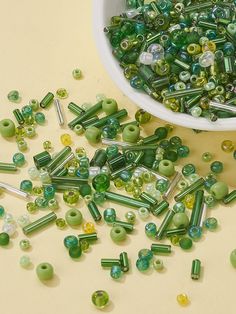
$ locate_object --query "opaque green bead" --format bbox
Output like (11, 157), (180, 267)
(122, 124), (140, 143)
(210, 161), (224, 174)
(173, 213), (189, 228)
(0, 232), (10, 246)
(85, 126), (102, 143)
(79, 184), (92, 197)
(110, 225), (126, 242)
(65, 208), (83, 226)
(210, 181), (229, 200)
(0, 119), (16, 137)
(153, 259), (164, 271)
(36, 262), (54, 280)
(179, 237), (193, 250)
(20, 255), (31, 268)
(158, 159), (175, 177)
(102, 98), (118, 115)
(69, 245), (82, 259)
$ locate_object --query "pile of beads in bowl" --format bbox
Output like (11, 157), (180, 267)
(105, 0), (236, 121)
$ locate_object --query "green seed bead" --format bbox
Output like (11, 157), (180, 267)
(65, 208), (83, 226)
(136, 258), (150, 272)
(20, 255), (31, 268)
(7, 90), (21, 103)
(13, 153), (25, 167)
(85, 126), (102, 143)
(25, 126), (36, 138)
(210, 161), (224, 174)
(122, 124), (140, 143)
(29, 99), (39, 111)
(26, 202), (37, 214)
(202, 152), (213, 162)
(48, 198), (59, 210)
(91, 290), (109, 309)
(221, 140), (234, 153)
(69, 245), (82, 258)
(210, 181), (229, 200)
(63, 189), (80, 205)
(21, 105), (33, 118)
(56, 218), (66, 229)
(135, 109), (151, 124)
(173, 213), (189, 228)
(19, 239), (31, 250)
(179, 237), (193, 250)
(182, 164), (196, 177)
(72, 68), (82, 79)
(56, 88), (68, 99)
(0, 232), (10, 246)
(110, 225), (126, 242)
(204, 217), (218, 230)
(36, 262), (54, 280)
(102, 98), (118, 115)
(64, 235), (78, 248)
(153, 259), (164, 271)
(125, 211), (136, 224)
(158, 159), (175, 177)
(0, 119), (16, 137)
(103, 208), (116, 223)
(80, 239), (90, 252)
(17, 139), (28, 152)
(35, 112), (46, 125)
(92, 174), (110, 192)
(0, 205), (5, 218)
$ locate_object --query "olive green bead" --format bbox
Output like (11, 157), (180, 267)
(110, 225), (126, 242)
(85, 126), (102, 143)
(158, 159), (175, 177)
(173, 213), (189, 228)
(210, 181), (229, 200)
(102, 98), (118, 115)
(230, 249), (236, 267)
(122, 124), (140, 143)
(36, 262), (54, 280)
(0, 119), (16, 137)
(65, 208), (83, 226)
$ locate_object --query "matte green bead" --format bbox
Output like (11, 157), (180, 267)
(173, 213), (189, 228)
(72, 68), (82, 79)
(20, 255), (31, 268)
(65, 208), (83, 226)
(69, 245), (82, 258)
(179, 237), (193, 250)
(0, 119), (16, 137)
(0, 232), (10, 246)
(29, 99), (39, 111)
(158, 159), (175, 177)
(36, 262), (54, 280)
(85, 126), (101, 143)
(230, 249), (236, 267)
(110, 225), (126, 242)
(92, 290), (109, 309)
(210, 181), (229, 200)
(102, 98), (118, 115)
(122, 124), (140, 143)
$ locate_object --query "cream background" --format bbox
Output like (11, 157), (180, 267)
(0, 1), (236, 314)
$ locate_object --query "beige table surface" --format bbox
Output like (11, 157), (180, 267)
(0, 1), (236, 314)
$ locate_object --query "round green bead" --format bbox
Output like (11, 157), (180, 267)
(85, 126), (101, 143)
(79, 184), (92, 197)
(110, 225), (126, 242)
(0, 205), (5, 218)
(153, 259), (164, 271)
(138, 248), (153, 261)
(125, 211), (136, 224)
(20, 180), (33, 193)
(122, 124), (140, 143)
(135, 109), (151, 124)
(56, 218), (66, 229)
(69, 245), (82, 259)
(177, 145), (190, 158)
(35, 112), (46, 125)
(103, 208), (116, 223)
(182, 164), (196, 177)
(91, 290), (109, 309)
(158, 159), (175, 177)
(48, 198), (59, 210)
(204, 194), (217, 208)
(136, 258), (150, 272)
(204, 217), (218, 230)
(19, 239), (31, 250)
(17, 139), (28, 152)
(64, 235), (78, 248)
(210, 181), (229, 200)
(102, 98), (118, 115)
(26, 202), (37, 214)
(13, 153), (25, 167)
(156, 179), (169, 193)
(63, 189), (80, 205)
(173, 213), (189, 228)
(72, 68), (82, 80)
(56, 88), (68, 99)
(210, 161), (223, 174)
(173, 202), (185, 213)
(36, 262), (54, 280)
(0, 232), (10, 246)
(92, 173), (110, 192)
(179, 237), (193, 250)
(65, 208), (83, 226)
(20, 255), (31, 268)
(7, 90), (21, 103)
(202, 152), (213, 162)
(21, 105), (33, 118)
(0, 119), (16, 137)
(29, 99), (39, 111)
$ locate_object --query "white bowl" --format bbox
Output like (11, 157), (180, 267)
(93, 0), (236, 131)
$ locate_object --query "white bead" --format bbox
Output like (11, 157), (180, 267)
(147, 44), (164, 62)
(4, 213), (14, 223)
(101, 166), (110, 175)
(125, 7), (141, 18)
(17, 214), (30, 227)
(199, 51), (215, 67)
(191, 106), (202, 117)
(2, 223), (16, 236)
(89, 166), (100, 178)
(139, 52), (153, 65)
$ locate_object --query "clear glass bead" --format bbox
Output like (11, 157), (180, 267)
(2, 223), (16, 236)
(28, 166), (40, 180)
(139, 52), (153, 65)
(17, 214), (30, 227)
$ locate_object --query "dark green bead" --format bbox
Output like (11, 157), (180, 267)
(79, 184), (92, 197)
(177, 145), (190, 158)
(169, 136), (182, 149)
(20, 180), (33, 193)
(210, 161), (223, 174)
(154, 127), (168, 140)
(182, 164), (196, 177)
(0, 232), (10, 246)
(92, 174), (110, 192)
(163, 150), (178, 162)
(69, 245), (82, 259)
(93, 192), (106, 205)
(179, 237), (193, 250)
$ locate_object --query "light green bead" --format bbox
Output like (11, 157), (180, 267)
(102, 98), (118, 115)
(65, 208), (83, 226)
(19, 239), (31, 250)
(153, 259), (164, 271)
(0, 119), (16, 137)
(158, 159), (175, 177)
(210, 181), (229, 200)
(72, 68), (82, 80)
(173, 213), (189, 228)
(20, 255), (31, 268)
(122, 124), (140, 143)
(110, 225), (126, 242)
(36, 262), (54, 280)
(92, 290), (109, 309)
(85, 126), (102, 143)
(29, 99), (39, 111)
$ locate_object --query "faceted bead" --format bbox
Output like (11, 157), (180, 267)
(110, 265), (123, 279)
(28, 166), (40, 180)
(64, 235), (78, 249)
(120, 170), (132, 182)
(80, 239), (89, 252)
(204, 217), (218, 230)
(177, 294), (190, 306)
(173, 202), (185, 213)
(25, 115), (35, 125)
(0, 205), (5, 218)
(61, 133), (72, 146)
(184, 194), (195, 209)
(153, 259), (164, 271)
(72, 68), (82, 79)
(82, 222), (95, 234)
(56, 218), (66, 229)
(107, 118), (120, 131)
(133, 186), (142, 198)
(20, 180), (33, 193)
(210, 161), (223, 174)
(63, 190), (80, 205)
(125, 211), (136, 224)
(43, 140), (52, 150)
(138, 207), (149, 220)
(221, 140), (234, 153)
(20, 255), (31, 268)
(156, 179), (169, 193)
(15, 126), (25, 138)
(26, 202), (37, 214)
(32, 186), (43, 196)
(17, 214), (30, 227)
(65, 208), (83, 226)
(91, 290), (109, 309)
(19, 239), (31, 250)
(136, 258), (150, 272)
(35, 112), (46, 125)
(56, 88), (68, 99)
(138, 249), (153, 262)
(0, 232), (10, 246)
(179, 237), (193, 250)
(13, 153), (25, 167)
(145, 222), (157, 237)
(69, 245), (82, 259)
(36, 263), (54, 280)
(182, 164), (196, 177)
(7, 90), (21, 102)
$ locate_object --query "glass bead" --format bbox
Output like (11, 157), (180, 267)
(43, 140), (52, 150)
(28, 166), (39, 180)
(4, 213), (14, 223)
(65, 208), (83, 227)
(15, 126), (25, 138)
(179, 237), (193, 250)
(92, 174), (110, 192)
(204, 194), (217, 208)
(25, 115), (35, 125)
(177, 294), (190, 306)
(61, 133), (72, 146)
(138, 207), (149, 220)
(120, 170), (132, 182)
(106, 145), (119, 160)
(110, 225), (126, 242)
(145, 222), (157, 237)
(104, 208), (116, 224)
(35, 196), (48, 209)
(80, 239), (89, 252)
(36, 262), (54, 280)
(13, 152), (25, 167)
(20, 180), (33, 193)
(190, 106), (202, 117)
(102, 125), (117, 139)
(136, 258), (150, 272)
(43, 185), (56, 200)
(107, 118), (120, 131)
(132, 177), (143, 188)
(204, 217), (218, 230)
(145, 183), (155, 194)
(0, 232), (10, 246)
(110, 265), (123, 279)
(7, 90), (21, 103)
(72, 68), (82, 79)
(114, 178), (125, 189)
(133, 186), (142, 198)
(188, 226), (202, 240)
(199, 51), (215, 67)
(20, 255), (31, 268)
(0, 205), (5, 218)
(93, 192), (106, 205)
(26, 202), (37, 214)
(63, 190), (80, 205)
(91, 290), (109, 309)
(125, 211), (136, 224)
(81, 102), (92, 111)
(64, 235), (78, 249)
(173, 213), (189, 228)
(184, 194), (195, 209)
(35, 112), (46, 125)
(221, 140), (234, 153)
(32, 186), (43, 196)
(29, 99), (39, 111)
(188, 173), (200, 183)
(210, 161), (223, 174)
(177, 179), (189, 191)
(76, 167), (89, 179)
(139, 52), (153, 65)
(69, 245), (82, 259)
(182, 164), (196, 177)
(138, 249), (153, 262)
(17, 139), (28, 152)
(17, 214), (30, 227)
(48, 198), (59, 210)
(2, 223), (16, 236)
(79, 157), (90, 168)
(89, 166), (100, 179)
(19, 239), (31, 250)
(56, 88), (68, 99)
(39, 169), (51, 184)
(156, 179), (169, 193)
(153, 259), (164, 271)
(25, 126), (36, 138)
(22, 105), (33, 118)
(135, 109), (151, 124)
(82, 222), (95, 234)
(177, 145), (190, 158)
(173, 202), (185, 213)
(56, 218), (66, 229)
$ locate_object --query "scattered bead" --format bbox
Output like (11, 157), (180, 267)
(204, 217), (218, 230)
(91, 290), (109, 309)
(60, 133), (72, 146)
(0, 232), (10, 246)
(56, 88), (69, 99)
(72, 68), (82, 80)
(82, 222), (95, 234)
(7, 90), (20, 103)
(110, 265), (123, 280)
(177, 294), (190, 306)
(202, 152), (213, 162)
(153, 259), (164, 271)
(56, 218), (66, 229)
(36, 262), (54, 280)
(19, 239), (31, 250)
(221, 140), (234, 153)
(13, 153), (25, 167)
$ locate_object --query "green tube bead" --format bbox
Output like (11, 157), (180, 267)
(223, 190), (236, 204)
(89, 109), (128, 129)
(165, 228), (187, 237)
(51, 176), (88, 186)
(122, 124), (140, 143)
(33, 151), (52, 169)
(122, 145), (158, 151)
(46, 146), (72, 172)
(36, 262), (54, 280)
(90, 149), (107, 167)
(101, 258), (121, 268)
(68, 102), (85, 115)
(140, 192), (157, 206)
(191, 259), (201, 280)
(104, 191), (151, 209)
(152, 200), (169, 216)
(87, 201), (102, 221)
(142, 134), (162, 144)
(156, 209), (175, 240)
(174, 178), (205, 202)
(110, 225), (126, 242)
(0, 162), (17, 172)
(184, 1), (212, 13)
(22, 212), (57, 235)
(164, 88), (203, 100)
(158, 159), (175, 177)
(113, 220), (134, 232)
(65, 208), (83, 226)
(0, 119), (16, 137)
(108, 154), (126, 172)
(102, 98), (118, 115)
(81, 116), (99, 129)
(120, 252), (129, 272)
(13, 109), (25, 125)
(151, 244), (172, 254)
(78, 232), (98, 242)
(110, 163), (135, 180)
(189, 190), (204, 227)
(40, 92), (54, 108)
(210, 181), (229, 200)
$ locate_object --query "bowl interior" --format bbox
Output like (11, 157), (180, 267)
(93, 0), (236, 131)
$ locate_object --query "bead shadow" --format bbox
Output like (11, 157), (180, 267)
(100, 300), (115, 313)
(40, 273), (60, 288)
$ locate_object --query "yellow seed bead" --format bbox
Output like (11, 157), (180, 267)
(221, 140), (234, 153)
(83, 222), (95, 234)
(184, 194), (195, 209)
(125, 182), (134, 194)
(170, 235), (180, 246)
(114, 178), (125, 189)
(187, 43), (201, 55)
(177, 293), (190, 306)
(60, 133), (72, 146)
(133, 186), (142, 198)
(75, 147), (86, 156)
(132, 177), (143, 188)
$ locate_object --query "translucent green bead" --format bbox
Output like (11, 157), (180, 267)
(184, 194), (195, 209)
(210, 161), (223, 174)
(69, 245), (82, 258)
(202, 152), (213, 162)
(65, 208), (83, 226)
(145, 222), (157, 237)
(188, 173), (200, 183)
(25, 115), (35, 125)
(133, 186), (142, 198)
(15, 126), (25, 138)
(20, 180), (33, 193)
(138, 207), (149, 220)
(135, 109), (151, 124)
(156, 179), (169, 193)
(110, 265), (123, 279)
(13, 152), (25, 167)
(136, 258), (150, 272)
(138, 249), (153, 261)
(173, 213), (189, 228)
(177, 179), (188, 191)
(125, 211), (136, 224)
(56, 218), (66, 229)
(35, 196), (48, 208)
(56, 88), (68, 99)
(170, 235), (181, 246)
(110, 225), (126, 242)
(32, 185), (43, 195)
(204, 217), (218, 230)
(153, 259), (164, 271)
(179, 237), (193, 250)
(63, 189), (80, 205)
(48, 198), (59, 210)
(182, 164), (196, 177)
(7, 90), (21, 103)
(36, 262), (54, 280)
(64, 235), (78, 249)
(91, 290), (109, 309)
(26, 202), (37, 214)
(20, 255), (31, 268)
(104, 208), (116, 224)
(0, 205), (5, 218)
(21, 105), (33, 118)
(93, 192), (106, 205)
(120, 170), (132, 182)
(177, 145), (190, 158)
(35, 112), (46, 125)
(92, 174), (110, 192)
(102, 125), (117, 139)
(25, 126), (36, 138)
(72, 68), (82, 79)
(106, 145), (119, 160)
(19, 239), (31, 250)
(39, 169), (51, 184)
(204, 194), (217, 208)
(173, 202), (185, 213)
(43, 185), (56, 200)
(43, 140), (52, 150)
(80, 239), (90, 252)
(29, 99), (39, 111)
(221, 140), (234, 153)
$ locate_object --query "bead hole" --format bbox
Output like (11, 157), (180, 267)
(3, 122), (9, 127)
(129, 126), (135, 132)
(70, 212), (76, 217)
(163, 162), (169, 166)
(41, 265), (47, 269)
(115, 229), (121, 234)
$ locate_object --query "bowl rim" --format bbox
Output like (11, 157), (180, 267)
(92, 0), (236, 131)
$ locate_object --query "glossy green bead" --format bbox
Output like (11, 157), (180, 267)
(182, 164), (196, 177)
(122, 124), (140, 143)
(26, 202), (37, 214)
(63, 189), (80, 205)
(36, 262), (54, 280)
(56, 218), (66, 229)
(69, 245), (82, 258)
(103, 208), (116, 223)
(64, 235), (78, 249)
(125, 211), (136, 224)
(221, 140), (234, 153)
(145, 222), (157, 237)
(7, 90), (21, 103)
(138, 207), (150, 220)
(179, 237), (193, 250)
(0, 119), (16, 137)
(156, 179), (169, 193)
(173, 202), (185, 213)
(91, 290), (109, 309)
(80, 239), (90, 252)
(135, 109), (151, 124)
(202, 152), (213, 162)
(21, 105), (33, 118)
(12, 152), (25, 167)
(65, 208), (83, 226)
(35, 112), (46, 125)
(210, 161), (223, 174)
(0, 232), (10, 246)
(110, 265), (123, 279)
(34, 196), (48, 209)
(204, 217), (218, 230)
(177, 145), (190, 158)
(102, 125), (117, 139)
(25, 126), (36, 138)
(29, 99), (39, 111)
(136, 258), (150, 272)
(92, 174), (110, 192)
(153, 259), (164, 271)
(138, 249), (153, 261)
(19, 239), (31, 250)
(20, 255), (31, 268)
(85, 126), (101, 143)
(48, 198), (59, 210)
(20, 180), (33, 193)
(72, 68), (82, 79)
(230, 249), (236, 268)
(44, 185), (56, 200)
(110, 225), (126, 242)
(210, 181), (229, 200)
(158, 159), (175, 177)
(173, 213), (189, 228)
(102, 98), (118, 115)
(79, 184), (92, 197)
(93, 192), (106, 205)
